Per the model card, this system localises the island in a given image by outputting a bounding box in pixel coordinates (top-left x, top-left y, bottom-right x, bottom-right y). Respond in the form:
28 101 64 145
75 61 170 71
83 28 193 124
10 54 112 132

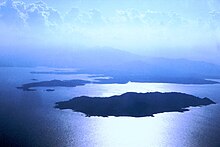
31 78 38 81
46 89 55 92
17 79 91 91
55 92 216 117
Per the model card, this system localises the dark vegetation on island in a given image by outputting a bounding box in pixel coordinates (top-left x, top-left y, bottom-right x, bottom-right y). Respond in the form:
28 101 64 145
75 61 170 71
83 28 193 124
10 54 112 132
17 80 90 91
55 92 216 117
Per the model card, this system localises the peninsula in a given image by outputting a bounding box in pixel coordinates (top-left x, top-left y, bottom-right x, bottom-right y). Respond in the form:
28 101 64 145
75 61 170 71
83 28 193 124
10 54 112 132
17 79 90 91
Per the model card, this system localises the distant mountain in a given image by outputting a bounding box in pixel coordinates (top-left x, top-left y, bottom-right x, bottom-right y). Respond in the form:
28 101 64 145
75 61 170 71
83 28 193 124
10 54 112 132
1 46 220 83
0 46 141 67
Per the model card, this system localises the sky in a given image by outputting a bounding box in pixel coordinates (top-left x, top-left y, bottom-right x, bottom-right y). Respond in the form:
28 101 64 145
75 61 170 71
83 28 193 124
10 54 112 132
0 0 220 64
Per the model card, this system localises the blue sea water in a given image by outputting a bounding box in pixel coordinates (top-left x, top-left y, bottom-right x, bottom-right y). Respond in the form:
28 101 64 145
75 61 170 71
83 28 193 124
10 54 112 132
0 67 220 147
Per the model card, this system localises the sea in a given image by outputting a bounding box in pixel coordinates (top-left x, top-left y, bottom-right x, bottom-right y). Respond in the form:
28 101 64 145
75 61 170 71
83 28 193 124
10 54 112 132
0 67 220 147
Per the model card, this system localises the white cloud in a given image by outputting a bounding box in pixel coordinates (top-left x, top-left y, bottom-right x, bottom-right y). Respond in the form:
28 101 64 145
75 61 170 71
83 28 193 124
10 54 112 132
25 1 62 29
88 9 104 25
209 11 220 29
0 0 25 26
0 0 62 29
26 1 48 28
64 8 104 27
64 7 79 23
0 0 218 32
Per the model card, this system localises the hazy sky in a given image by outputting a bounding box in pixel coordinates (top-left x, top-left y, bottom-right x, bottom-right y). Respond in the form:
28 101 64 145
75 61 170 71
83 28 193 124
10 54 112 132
0 0 220 63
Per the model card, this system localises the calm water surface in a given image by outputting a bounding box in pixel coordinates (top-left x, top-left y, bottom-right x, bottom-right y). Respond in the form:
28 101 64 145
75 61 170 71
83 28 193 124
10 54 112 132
0 67 220 147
